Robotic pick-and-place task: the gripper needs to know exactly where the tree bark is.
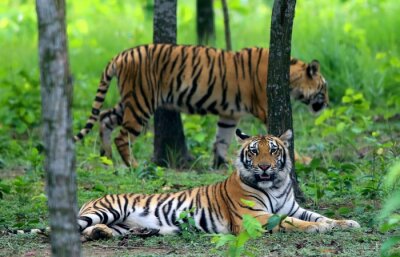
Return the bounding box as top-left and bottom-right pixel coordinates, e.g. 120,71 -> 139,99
221,0 -> 232,50
196,0 -> 215,45
153,0 -> 192,168
36,0 -> 81,256
267,0 -> 305,202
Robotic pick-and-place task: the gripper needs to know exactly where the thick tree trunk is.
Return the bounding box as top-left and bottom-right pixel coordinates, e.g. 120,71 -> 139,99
196,0 -> 215,45
153,0 -> 192,168
36,0 -> 81,256
267,0 -> 305,202
221,0 -> 232,50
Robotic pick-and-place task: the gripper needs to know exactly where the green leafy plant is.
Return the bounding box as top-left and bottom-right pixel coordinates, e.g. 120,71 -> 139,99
211,214 -> 265,257
379,161 -> 400,257
211,199 -> 287,257
134,162 -> 165,180
0,179 -> 11,199
177,207 -> 197,240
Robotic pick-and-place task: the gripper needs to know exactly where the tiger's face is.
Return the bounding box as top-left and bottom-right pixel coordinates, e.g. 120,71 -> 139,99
235,129 -> 292,190
289,59 -> 328,114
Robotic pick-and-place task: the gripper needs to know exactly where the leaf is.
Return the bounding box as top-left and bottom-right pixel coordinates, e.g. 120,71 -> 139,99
100,156 -> 113,166
242,214 -> 264,237
309,158 -> 321,170
338,207 -> 351,216
336,122 -> 346,133
211,234 -> 236,248
236,231 -> 250,247
381,236 -> 400,257
93,184 -> 106,192
385,161 -> 400,187
266,214 -> 282,231
380,190 -> 400,220
240,198 -> 256,207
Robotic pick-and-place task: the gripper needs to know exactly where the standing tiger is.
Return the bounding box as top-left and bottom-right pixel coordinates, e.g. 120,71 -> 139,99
78,129 -> 359,241
74,44 -> 328,167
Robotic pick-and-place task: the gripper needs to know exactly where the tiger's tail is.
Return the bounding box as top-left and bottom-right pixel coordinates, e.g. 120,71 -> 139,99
74,60 -> 115,142
1,227 -> 50,236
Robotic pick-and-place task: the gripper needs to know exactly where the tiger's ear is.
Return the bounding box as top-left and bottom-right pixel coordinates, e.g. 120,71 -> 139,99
306,60 -> 320,78
279,129 -> 293,148
236,129 -> 250,143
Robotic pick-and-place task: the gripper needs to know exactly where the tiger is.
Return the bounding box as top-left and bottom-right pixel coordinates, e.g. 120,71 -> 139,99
78,129 -> 359,241
74,44 -> 328,167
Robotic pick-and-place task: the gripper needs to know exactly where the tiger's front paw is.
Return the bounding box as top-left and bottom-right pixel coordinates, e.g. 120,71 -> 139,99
332,219 -> 361,229
89,224 -> 114,240
305,222 -> 333,233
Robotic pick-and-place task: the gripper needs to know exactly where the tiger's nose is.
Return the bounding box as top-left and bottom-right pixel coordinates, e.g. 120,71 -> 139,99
258,164 -> 270,171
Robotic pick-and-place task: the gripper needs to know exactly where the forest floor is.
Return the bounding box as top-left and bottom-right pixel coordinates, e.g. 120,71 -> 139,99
0,163 -> 394,257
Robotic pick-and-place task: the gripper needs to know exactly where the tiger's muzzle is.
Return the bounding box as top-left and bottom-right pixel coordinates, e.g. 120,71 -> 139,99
256,172 -> 276,182
309,93 -> 327,113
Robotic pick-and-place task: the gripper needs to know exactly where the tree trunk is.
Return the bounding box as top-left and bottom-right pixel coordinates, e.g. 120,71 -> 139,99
36,0 -> 81,256
221,0 -> 232,50
267,0 -> 305,202
196,0 -> 215,45
153,0 -> 192,168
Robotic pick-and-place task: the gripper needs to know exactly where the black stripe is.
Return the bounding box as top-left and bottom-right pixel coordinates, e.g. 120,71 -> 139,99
195,73 -> 216,110
125,101 -> 146,126
95,96 -> 104,102
207,100 -> 218,115
233,54 -> 239,80
140,195 -> 155,217
92,108 -> 100,115
176,192 -> 187,210
199,209 -> 210,233
78,216 -> 93,230
288,204 -> 300,217
177,87 -> 189,107
240,53 -> 246,79
162,198 -> 174,226
125,126 -> 141,137
247,48 -> 252,76
217,121 -> 236,128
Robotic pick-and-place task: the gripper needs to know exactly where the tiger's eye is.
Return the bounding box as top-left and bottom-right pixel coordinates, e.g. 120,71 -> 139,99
250,148 -> 257,154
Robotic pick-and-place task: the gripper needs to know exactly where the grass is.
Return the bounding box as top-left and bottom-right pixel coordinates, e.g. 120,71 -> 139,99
0,0 -> 400,256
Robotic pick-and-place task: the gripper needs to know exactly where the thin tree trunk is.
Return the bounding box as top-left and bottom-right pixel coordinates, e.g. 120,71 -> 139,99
221,0 -> 232,50
267,0 -> 305,202
36,0 -> 81,256
153,0 -> 192,168
196,0 -> 215,45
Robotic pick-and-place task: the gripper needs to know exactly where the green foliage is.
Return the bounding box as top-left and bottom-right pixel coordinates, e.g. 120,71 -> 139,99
0,0 -> 399,256
177,207 -> 197,240
265,214 -> 287,231
0,179 -> 11,199
0,70 -> 41,135
211,214 -> 266,257
133,162 -> 165,180
379,161 -> 400,257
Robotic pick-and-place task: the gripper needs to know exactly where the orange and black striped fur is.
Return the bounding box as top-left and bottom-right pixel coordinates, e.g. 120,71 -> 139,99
78,129 -> 359,241
74,44 -> 328,167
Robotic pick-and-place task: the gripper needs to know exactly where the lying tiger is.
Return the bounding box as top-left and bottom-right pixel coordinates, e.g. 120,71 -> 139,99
78,129 -> 359,241
75,44 -> 328,167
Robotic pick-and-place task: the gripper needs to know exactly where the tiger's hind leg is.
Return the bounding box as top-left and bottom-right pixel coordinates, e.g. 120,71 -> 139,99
115,106 -> 150,167
213,117 -> 238,168
114,128 -> 138,167
81,223 -> 131,242
99,103 -> 123,160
